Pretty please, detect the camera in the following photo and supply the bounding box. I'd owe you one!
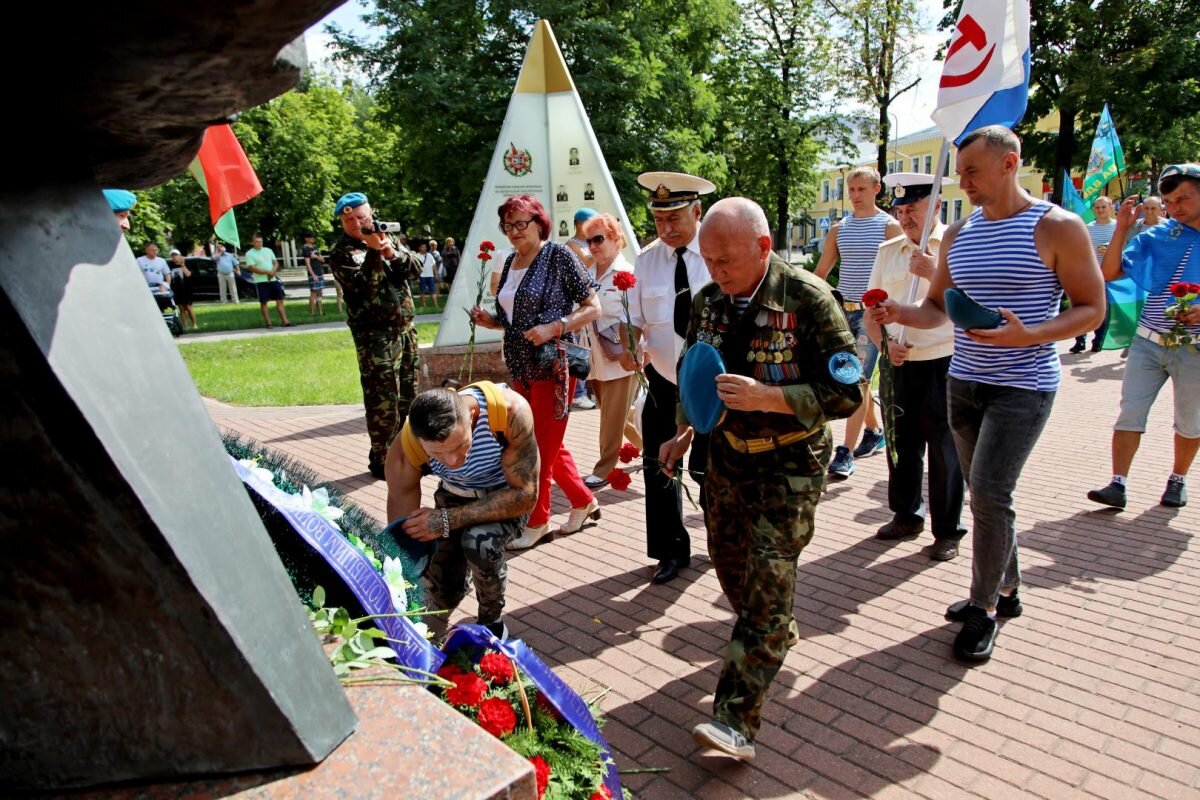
[361,221,404,235]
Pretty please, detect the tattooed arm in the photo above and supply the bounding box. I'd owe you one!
[447,389,539,529]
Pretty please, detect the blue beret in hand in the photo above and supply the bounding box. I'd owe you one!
[679,342,728,434]
[382,517,436,581]
[944,287,1002,330]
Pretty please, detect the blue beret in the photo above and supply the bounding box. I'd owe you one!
[679,342,728,435]
[1159,163,1200,191]
[382,518,435,580]
[943,288,1002,331]
[573,207,598,224]
[335,192,368,217]
[103,189,136,213]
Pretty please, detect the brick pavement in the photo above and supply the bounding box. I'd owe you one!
[205,348,1198,799]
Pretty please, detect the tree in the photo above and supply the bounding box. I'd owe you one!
[329,0,736,237]
[825,0,925,184]
[712,0,847,246]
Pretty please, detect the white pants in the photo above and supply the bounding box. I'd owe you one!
[218,272,239,304]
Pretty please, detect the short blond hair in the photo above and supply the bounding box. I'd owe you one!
[848,166,881,185]
[583,213,625,249]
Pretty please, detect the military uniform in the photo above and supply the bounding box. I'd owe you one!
[680,252,861,741]
[328,234,423,473]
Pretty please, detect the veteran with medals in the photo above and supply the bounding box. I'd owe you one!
[661,198,862,761]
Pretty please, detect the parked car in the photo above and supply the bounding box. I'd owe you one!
[184,256,257,301]
[801,236,823,256]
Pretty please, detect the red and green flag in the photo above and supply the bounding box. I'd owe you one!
[187,124,262,248]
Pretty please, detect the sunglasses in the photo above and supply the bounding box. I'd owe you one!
[586,234,607,247]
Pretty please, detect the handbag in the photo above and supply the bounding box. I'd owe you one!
[535,339,591,380]
[592,321,625,361]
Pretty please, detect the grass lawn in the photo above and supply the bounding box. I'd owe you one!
[193,297,447,333]
[180,324,439,406]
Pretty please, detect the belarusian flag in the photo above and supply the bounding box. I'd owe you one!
[187,124,262,248]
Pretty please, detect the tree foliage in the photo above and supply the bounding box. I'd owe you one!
[825,0,925,183]
[712,0,847,244]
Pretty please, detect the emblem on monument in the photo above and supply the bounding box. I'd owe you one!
[503,142,533,177]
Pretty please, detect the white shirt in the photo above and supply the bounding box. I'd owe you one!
[497,266,528,321]
[137,255,170,287]
[867,224,954,362]
[582,254,636,382]
[420,252,436,278]
[629,236,710,384]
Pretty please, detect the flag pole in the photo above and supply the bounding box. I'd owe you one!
[896,138,950,346]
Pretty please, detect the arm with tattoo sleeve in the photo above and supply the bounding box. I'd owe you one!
[447,390,540,529]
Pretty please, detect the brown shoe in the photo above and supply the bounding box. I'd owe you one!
[875,519,923,540]
[930,539,958,561]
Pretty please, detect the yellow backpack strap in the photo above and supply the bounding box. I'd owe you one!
[466,381,508,438]
[398,421,429,471]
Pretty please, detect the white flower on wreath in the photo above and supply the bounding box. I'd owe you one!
[383,556,429,638]
[293,485,345,529]
[238,458,276,486]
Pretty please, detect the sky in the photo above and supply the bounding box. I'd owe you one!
[305,0,949,137]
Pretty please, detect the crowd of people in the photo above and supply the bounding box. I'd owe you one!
[106,123,1199,766]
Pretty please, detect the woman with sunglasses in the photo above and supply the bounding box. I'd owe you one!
[579,213,642,489]
[471,195,602,549]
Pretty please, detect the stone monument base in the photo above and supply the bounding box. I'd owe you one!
[58,681,537,800]
[420,342,510,389]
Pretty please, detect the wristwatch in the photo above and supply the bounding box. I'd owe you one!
[559,316,569,336]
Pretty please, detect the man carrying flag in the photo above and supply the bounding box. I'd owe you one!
[1087,165,1200,511]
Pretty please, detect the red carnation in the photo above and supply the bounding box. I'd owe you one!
[862,288,889,308]
[446,672,488,708]
[618,443,640,463]
[529,755,551,798]
[479,651,516,685]
[606,469,632,491]
[589,785,613,800]
[535,691,563,722]
[1190,283,1200,294]
[477,697,518,738]
[481,240,496,252]
[1171,282,1190,297]
[478,252,493,261]
[612,271,637,292]
[437,663,465,681]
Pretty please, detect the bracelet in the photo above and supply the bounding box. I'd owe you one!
[441,508,451,539]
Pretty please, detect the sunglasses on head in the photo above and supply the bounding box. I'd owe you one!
[586,234,607,247]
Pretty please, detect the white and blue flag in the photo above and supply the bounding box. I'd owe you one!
[930,0,1031,144]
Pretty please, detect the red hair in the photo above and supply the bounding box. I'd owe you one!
[583,213,625,249]
[497,195,551,241]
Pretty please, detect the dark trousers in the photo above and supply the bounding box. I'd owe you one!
[886,356,966,541]
[1075,292,1110,348]
[642,364,707,562]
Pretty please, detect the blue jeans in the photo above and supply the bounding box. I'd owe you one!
[845,309,880,380]
[947,378,1055,608]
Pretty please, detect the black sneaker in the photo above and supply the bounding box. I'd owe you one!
[952,605,997,662]
[828,445,855,479]
[945,590,1022,621]
[484,620,509,640]
[1090,339,1104,353]
[1087,480,1127,509]
[1161,477,1188,508]
[368,459,386,480]
[1068,341,1086,354]
[853,428,886,458]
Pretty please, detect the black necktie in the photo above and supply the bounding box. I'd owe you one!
[674,246,690,338]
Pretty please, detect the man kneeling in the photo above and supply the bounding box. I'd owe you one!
[386,382,539,639]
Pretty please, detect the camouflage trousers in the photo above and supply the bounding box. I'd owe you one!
[422,485,525,630]
[704,431,825,741]
[353,327,419,466]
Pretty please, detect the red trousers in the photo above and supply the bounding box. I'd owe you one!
[513,377,593,527]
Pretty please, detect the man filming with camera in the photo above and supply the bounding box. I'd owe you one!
[328,191,425,479]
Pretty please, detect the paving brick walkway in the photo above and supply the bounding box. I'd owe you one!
[206,348,1198,799]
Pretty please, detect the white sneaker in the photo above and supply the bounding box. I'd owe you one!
[692,721,755,760]
[572,395,596,410]
[558,498,600,534]
[507,523,550,551]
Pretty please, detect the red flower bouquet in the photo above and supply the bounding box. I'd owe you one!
[445,672,488,707]
[1164,282,1199,350]
[478,696,518,737]
[611,271,648,393]
[480,651,515,685]
[617,443,640,464]
[612,271,636,292]
[461,240,499,381]
[862,288,889,308]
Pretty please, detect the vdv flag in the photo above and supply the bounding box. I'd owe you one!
[1062,171,1095,223]
[931,0,1031,144]
[1083,104,1126,201]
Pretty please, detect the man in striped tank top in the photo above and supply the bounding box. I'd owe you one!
[1088,164,1200,511]
[872,126,1106,663]
[385,385,539,639]
[815,167,902,479]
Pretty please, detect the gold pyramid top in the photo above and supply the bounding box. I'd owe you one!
[514,20,575,94]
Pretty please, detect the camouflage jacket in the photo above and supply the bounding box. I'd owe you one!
[678,252,862,446]
[328,234,423,333]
